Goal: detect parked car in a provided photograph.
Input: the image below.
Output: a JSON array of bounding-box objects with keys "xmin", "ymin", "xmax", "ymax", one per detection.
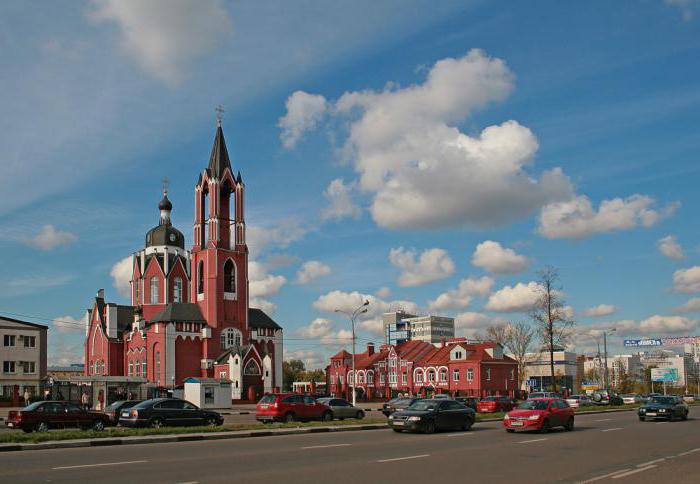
[
  {"xmin": 316, "ymin": 397, "xmax": 365, "ymax": 420},
  {"xmin": 5, "ymin": 401, "xmax": 110, "ymax": 433},
  {"xmin": 388, "ymin": 399, "xmax": 475, "ymax": 433},
  {"xmin": 638, "ymin": 396, "xmax": 689, "ymax": 421},
  {"xmin": 103, "ymin": 400, "xmax": 142, "ymax": 426},
  {"xmin": 527, "ymin": 392, "xmax": 561, "ymax": 400},
  {"xmin": 255, "ymin": 393, "xmax": 332, "ymax": 423},
  {"xmin": 620, "ymin": 393, "xmax": 643, "ymax": 405},
  {"xmin": 503, "ymin": 398, "xmax": 574, "ymax": 433},
  {"xmin": 381, "ymin": 397, "xmax": 422, "ymax": 416},
  {"xmin": 565, "ymin": 395, "xmax": 592, "ymax": 409},
  {"xmin": 455, "ymin": 396, "xmax": 479, "ymax": 410},
  {"xmin": 476, "ymin": 396, "xmax": 516, "ymax": 413},
  {"xmin": 682, "ymin": 394, "xmax": 696, "ymax": 403},
  {"xmin": 118, "ymin": 398, "xmax": 223, "ymax": 428},
  {"xmin": 591, "ymin": 389, "xmax": 623, "ymax": 405},
  {"xmin": 431, "ymin": 394, "xmax": 451, "ymax": 400}
]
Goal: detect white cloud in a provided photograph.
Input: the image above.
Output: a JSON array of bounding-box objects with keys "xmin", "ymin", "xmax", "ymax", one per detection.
[
  {"xmin": 428, "ymin": 276, "xmax": 494, "ymax": 312},
  {"xmin": 110, "ymin": 256, "xmax": 133, "ymax": 298},
  {"xmin": 321, "ymin": 178, "xmax": 362, "ymax": 221},
  {"xmin": 89, "ymin": 0, "xmax": 232, "ymax": 85},
  {"xmin": 538, "ymin": 195, "xmax": 679, "ymax": 239},
  {"xmin": 675, "ymin": 297, "xmax": 700, "ymax": 313},
  {"xmin": 454, "ymin": 312, "xmax": 507, "ymax": 338},
  {"xmin": 0, "ymin": 275, "xmax": 75, "ymax": 299},
  {"xmin": 485, "ymin": 281, "xmax": 542, "ymax": 313},
  {"xmin": 250, "ymin": 297, "xmax": 277, "ymax": 315},
  {"xmin": 639, "ymin": 314, "xmax": 697, "ymax": 334},
  {"xmin": 375, "ymin": 287, "xmax": 391, "ymax": 298},
  {"xmin": 389, "ymin": 247, "xmax": 455, "ymax": 287},
  {"xmin": 297, "ymin": 318, "xmax": 334, "ymax": 338},
  {"xmin": 658, "ymin": 235, "xmax": 685, "ymax": 260},
  {"xmin": 279, "ymin": 91, "xmax": 328, "ymax": 149},
  {"xmin": 359, "ymin": 318, "xmax": 385, "ymax": 337},
  {"xmin": 673, "ymin": 266, "xmax": 700, "ymax": 293},
  {"xmin": 247, "ymin": 223, "xmax": 307, "ymax": 258},
  {"xmin": 48, "ymin": 339, "xmax": 84, "ymax": 366},
  {"xmin": 471, "ymin": 240, "xmax": 529, "ymax": 274},
  {"xmin": 52, "ymin": 315, "xmax": 85, "ymax": 334},
  {"xmin": 249, "ymin": 261, "xmax": 286, "ymax": 297},
  {"xmin": 296, "ymin": 260, "xmax": 332, "ymax": 284},
  {"xmin": 581, "ymin": 304, "xmax": 617, "ymax": 318},
  {"xmin": 313, "ymin": 290, "xmax": 419, "ymax": 322},
  {"xmin": 284, "ymin": 349, "xmax": 327, "ymax": 370},
  {"xmin": 665, "ymin": 0, "xmax": 699, "ymax": 21},
  {"xmin": 29, "ymin": 225, "xmax": 77, "ymax": 251}
]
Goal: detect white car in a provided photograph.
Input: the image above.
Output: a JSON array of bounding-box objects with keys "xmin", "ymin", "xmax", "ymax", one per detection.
[
  {"xmin": 682, "ymin": 395, "xmax": 695, "ymax": 403},
  {"xmin": 565, "ymin": 395, "xmax": 592, "ymax": 409},
  {"xmin": 621, "ymin": 394, "xmax": 643, "ymax": 404}
]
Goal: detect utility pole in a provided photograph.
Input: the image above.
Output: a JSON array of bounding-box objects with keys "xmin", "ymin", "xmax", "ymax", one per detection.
[
  {"xmin": 335, "ymin": 300, "xmax": 369, "ymax": 406},
  {"xmin": 602, "ymin": 329, "xmax": 616, "ymax": 389}
]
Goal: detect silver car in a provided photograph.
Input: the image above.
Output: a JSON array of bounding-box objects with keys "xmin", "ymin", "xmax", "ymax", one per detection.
[{"xmin": 317, "ymin": 398, "xmax": 365, "ymax": 420}]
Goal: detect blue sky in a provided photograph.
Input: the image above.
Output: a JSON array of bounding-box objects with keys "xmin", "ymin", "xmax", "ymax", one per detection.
[{"xmin": 2, "ymin": 0, "xmax": 700, "ymax": 368}]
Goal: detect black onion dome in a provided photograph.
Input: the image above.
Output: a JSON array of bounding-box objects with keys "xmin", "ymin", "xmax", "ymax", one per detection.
[
  {"xmin": 158, "ymin": 195, "xmax": 173, "ymax": 211},
  {"xmin": 145, "ymin": 224, "xmax": 185, "ymax": 249}
]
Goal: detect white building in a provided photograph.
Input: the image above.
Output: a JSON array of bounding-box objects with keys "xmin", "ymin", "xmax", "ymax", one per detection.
[
  {"xmin": 1, "ymin": 316, "xmax": 48, "ymax": 398},
  {"xmin": 383, "ymin": 311, "xmax": 455, "ymax": 345},
  {"xmin": 610, "ymin": 354, "xmax": 643, "ymax": 387},
  {"xmin": 641, "ymin": 350, "xmax": 697, "ymax": 387},
  {"xmin": 523, "ymin": 347, "xmax": 578, "ymax": 391}
]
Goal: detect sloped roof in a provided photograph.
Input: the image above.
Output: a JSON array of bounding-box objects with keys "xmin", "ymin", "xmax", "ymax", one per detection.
[
  {"xmin": 331, "ymin": 349, "xmax": 351, "ymax": 359},
  {"xmin": 207, "ymin": 125, "xmax": 232, "ymax": 179},
  {"xmin": 248, "ymin": 308, "xmax": 281, "ymax": 330},
  {"xmin": 151, "ymin": 303, "xmax": 207, "ymax": 323},
  {"xmin": 0, "ymin": 315, "xmax": 48, "ymax": 330}
]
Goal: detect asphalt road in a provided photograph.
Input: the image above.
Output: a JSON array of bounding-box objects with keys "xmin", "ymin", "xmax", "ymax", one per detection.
[{"xmin": 0, "ymin": 411, "xmax": 698, "ymax": 483}]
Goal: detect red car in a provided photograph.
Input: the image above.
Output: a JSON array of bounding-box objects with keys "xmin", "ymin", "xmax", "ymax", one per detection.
[
  {"xmin": 476, "ymin": 396, "xmax": 516, "ymax": 413},
  {"xmin": 503, "ymin": 398, "xmax": 574, "ymax": 433},
  {"xmin": 256, "ymin": 393, "xmax": 333, "ymax": 423},
  {"xmin": 6, "ymin": 401, "xmax": 110, "ymax": 433}
]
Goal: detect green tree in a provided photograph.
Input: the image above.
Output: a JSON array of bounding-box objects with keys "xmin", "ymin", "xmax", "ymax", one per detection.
[
  {"xmin": 301, "ymin": 369, "xmax": 325, "ymax": 383},
  {"xmin": 282, "ymin": 360, "xmax": 306, "ymax": 391}
]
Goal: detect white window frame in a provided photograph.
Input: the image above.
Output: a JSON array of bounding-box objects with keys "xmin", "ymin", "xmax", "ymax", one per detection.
[
  {"xmin": 467, "ymin": 368, "xmax": 474, "ymax": 382},
  {"xmin": 453, "ymin": 369, "xmax": 459, "ymax": 382},
  {"xmin": 173, "ymin": 277, "xmax": 183, "ymax": 303},
  {"xmin": 3, "ymin": 335, "xmax": 15, "ymax": 347},
  {"xmin": 150, "ymin": 276, "xmax": 159, "ymax": 304},
  {"xmin": 486, "ymin": 368, "xmax": 491, "ymax": 381}
]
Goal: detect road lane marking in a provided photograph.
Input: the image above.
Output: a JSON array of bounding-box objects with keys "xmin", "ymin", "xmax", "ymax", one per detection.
[
  {"xmin": 579, "ymin": 469, "xmax": 632, "ymax": 483},
  {"xmin": 677, "ymin": 448, "xmax": 700, "ymax": 456},
  {"xmin": 656, "ymin": 422, "xmax": 668, "ymax": 425},
  {"xmin": 594, "ymin": 419, "xmax": 612, "ymax": 422},
  {"xmin": 377, "ymin": 454, "xmax": 430, "ymax": 463},
  {"xmin": 517, "ymin": 438, "xmax": 548, "ymax": 444},
  {"xmin": 447, "ymin": 432, "xmax": 474, "ymax": 437},
  {"xmin": 611, "ymin": 465, "xmax": 657, "ymax": 479},
  {"xmin": 301, "ymin": 444, "xmax": 352, "ymax": 450},
  {"xmin": 637, "ymin": 458, "xmax": 664, "ymax": 467},
  {"xmin": 53, "ymin": 460, "xmax": 148, "ymax": 470},
  {"xmin": 601, "ymin": 427, "xmax": 623, "ymax": 432}
]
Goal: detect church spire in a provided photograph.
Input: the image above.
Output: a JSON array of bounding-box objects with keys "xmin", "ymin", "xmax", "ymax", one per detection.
[{"xmin": 207, "ymin": 106, "xmax": 232, "ymax": 179}]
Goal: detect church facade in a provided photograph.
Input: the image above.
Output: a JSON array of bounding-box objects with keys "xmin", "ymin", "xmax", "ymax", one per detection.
[{"xmin": 83, "ymin": 123, "xmax": 283, "ymax": 401}]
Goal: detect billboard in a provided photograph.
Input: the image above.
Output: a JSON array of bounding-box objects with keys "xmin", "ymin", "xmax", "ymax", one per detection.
[
  {"xmin": 624, "ymin": 339, "xmax": 662, "ymax": 347},
  {"xmin": 624, "ymin": 336, "xmax": 700, "ymax": 347},
  {"xmin": 650, "ymin": 368, "xmax": 678, "ymax": 382}
]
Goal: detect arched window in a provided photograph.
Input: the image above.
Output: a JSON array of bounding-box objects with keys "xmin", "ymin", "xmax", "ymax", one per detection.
[
  {"xmin": 128, "ymin": 360, "xmax": 133, "ymax": 376},
  {"xmin": 142, "ymin": 357, "xmax": 147, "ymax": 378},
  {"xmin": 201, "ymin": 185, "xmax": 209, "ymax": 248},
  {"xmin": 220, "ymin": 328, "xmax": 242, "ymax": 349},
  {"xmin": 439, "ymin": 368, "xmax": 448, "ymax": 382},
  {"xmin": 243, "ymin": 359, "xmax": 261, "ymax": 375},
  {"xmin": 173, "ymin": 277, "xmax": 183, "ymax": 303},
  {"xmin": 428, "ymin": 370, "xmax": 435, "ymax": 382},
  {"xmin": 150, "ymin": 277, "xmax": 159, "ymax": 304},
  {"xmin": 134, "ymin": 279, "xmax": 140, "ymax": 304},
  {"xmin": 223, "ymin": 259, "xmax": 236, "ymax": 293},
  {"xmin": 197, "ymin": 261, "xmax": 204, "ymax": 294},
  {"xmin": 155, "ymin": 351, "xmax": 161, "ymax": 384}
]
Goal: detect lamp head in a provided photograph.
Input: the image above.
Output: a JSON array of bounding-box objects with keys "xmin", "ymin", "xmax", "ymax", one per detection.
[{"xmin": 363, "ymin": 300, "xmax": 370, "ymax": 306}]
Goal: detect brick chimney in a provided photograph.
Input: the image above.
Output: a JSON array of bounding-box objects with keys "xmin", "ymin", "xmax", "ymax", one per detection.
[{"xmin": 367, "ymin": 342, "xmax": 375, "ymax": 356}]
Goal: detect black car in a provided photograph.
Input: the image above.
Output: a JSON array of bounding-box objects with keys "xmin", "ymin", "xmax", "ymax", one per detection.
[
  {"xmin": 104, "ymin": 400, "xmax": 142, "ymax": 426},
  {"xmin": 388, "ymin": 399, "xmax": 475, "ymax": 433},
  {"xmin": 382, "ymin": 397, "xmax": 422, "ymax": 416},
  {"xmin": 638, "ymin": 396, "xmax": 689, "ymax": 421},
  {"xmin": 118, "ymin": 398, "xmax": 224, "ymax": 428},
  {"xmin": 455, "ymin": 396, "xmax": 479, "ymax": 410}
]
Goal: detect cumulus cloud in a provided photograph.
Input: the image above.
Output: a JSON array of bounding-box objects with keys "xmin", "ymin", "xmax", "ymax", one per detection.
[
  {"xmin": 538, "ymin": 195, "xmax": 679, "ymax": 239},
  {"xmin": 428, "ymin": 276, "xmax": 494, "ymax": 312},
  {"xmin": 296, "ymin": 260, "xmax": 332, "ymax": 284},
  {"xmin": 454, "ymin": 312, "xmax": 507, "ymax": 338},
  {"xmin": 485, "ymin": 282, "xmax": 542, "ymax": 312},
  {"xmin": 321, "ymin": 178, "xmax": 362, "ymax": 221},
  {"xmin": 89, "ymin": 0, "xmax": 232, "ymax": 85},
  {"xmin": 110, "ymin": 256, "xmax": 133, "ymax": 298},
  {"xmin": 296, "ymin": 317, "xmax": 353, "ymax": 345},
  {"xmin": 313, "ymin": 290, "xmax": 419, "ymax": 322},
  {"xmin": 658, "ymin": 235, "xmax": 685, "ymax": 260},
  {"xmin": 29, "ymin": 225, "xmax": 77, "ymax": 250},
  {"xmin": 249, "ymin": 261, "xmax": 286, "ymax": 297},
  {"xmin": 284, "ymin": 349, "xmax": 327, "ymax": 370},
  {"xmin": 673, "ymin": 266, "xmax": 700, "ymax": 293},
  {"xmin": 359, "ymin": 318, "xmax": 385, "ymax": 337},
  {"xmin": 48, "ymin": 339, "xmax": 84, "ymax": 366},
  {"xmin": 471, "ymin": 240, "xmax": 529, "ymax": 274},
  {"xmin": 675, "ymin": 297, "xmax": 700, "ymax": 314},
  {"xmin": 278, "ymin": 91, "xmax": 328, "ymax": 149},
  {"xmin": 581, "ymin": 304, "xmax": 617, "ymax": 318},
  {"xmin": 639, "ymin": 314, "xmax": 697, "ymax": 334},
  {"xmin": 247, "ymin": 223, "xmax": 307, "ymax": 258},
  {"xmin": 250, "ymin": 297, "xmax": 277, "ymax": 315},
  {"xmin": 389, "ymin": 247, "xmax": 455, "ymax": 287},
  {"xmin": 52, "ymin": 315, "xmax": 85, "ymax": 334}
]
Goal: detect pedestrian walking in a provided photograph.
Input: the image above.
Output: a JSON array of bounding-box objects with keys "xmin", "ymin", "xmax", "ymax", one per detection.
[
  {"xmin": 23, "ymin": 389, "xmax": 30, "ymax": 407},
  {"xmin": 81, "ymin": 391, "xmax": 90, "ymax": 410}
]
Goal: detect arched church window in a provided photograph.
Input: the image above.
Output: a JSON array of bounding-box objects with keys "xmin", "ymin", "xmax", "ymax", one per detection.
[
  {"xmin": 150, "ymin": 277, "xmax": 159, "ymax": 304},
  {"xmin": 173, "ymin": 277, "xmax": 183, "ymax": 303},
  {"xmin": 220, "ymin": 328, "xmax": 241, "ymax": 349},
  {"xmin": 134, "ymin": 279, "xmax": 140, "ymax": 304},
  {"xmin": 223, "ymin": 259, "xmax": 236, "ymax": 293},
  {"xmin": 197, "ymin": 262, "xmax": 204, "ymax": 294},
  {"xmin": 243, "ymin": 359, "xmax": 261, "ymax": 375}
]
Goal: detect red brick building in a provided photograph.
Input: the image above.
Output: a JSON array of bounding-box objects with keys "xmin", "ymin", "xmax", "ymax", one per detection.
[
  {"xmin": 326, "ymin": 338, "xmax": 518, "ymax": 400},
  {"xmin": 84, "ymin": 123, "xmax": 283, "ymax": 401}
]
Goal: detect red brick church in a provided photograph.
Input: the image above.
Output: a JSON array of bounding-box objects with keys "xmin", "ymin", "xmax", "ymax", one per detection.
[{"xmin": 84, "ymin": 122, "xmax": 283, "ymax": 401}]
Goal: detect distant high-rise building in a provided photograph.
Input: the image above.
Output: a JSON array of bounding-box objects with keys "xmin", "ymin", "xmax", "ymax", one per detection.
[{"xmin": 383, "ymin": 311, "xmax": 455, "ymax": 345}]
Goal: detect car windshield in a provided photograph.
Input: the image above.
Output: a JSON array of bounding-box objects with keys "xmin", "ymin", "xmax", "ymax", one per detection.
[
  {"xmin": 258, "ymin": 395, "xmax": 277, "ymax": 404},
  {"xmin": 133, "ymin": 399, "xmax": 161, "ymax": 409},
  {"xmin": 408, "ymin": 401, "xmax": 438, "ymax": 411},
  {"xmin": 650, "ymin": 397, "xmax": 675, "ymax": 405},
  {"xmin": 105, "ymin": 401, "xmax": 126, "ymax": 411},
  {"xmin": 519, "ymin": 400, "xmax": 549, "ymax": 410},
  {"xmin": 23, "ymin": 401, "xmax": 45, "ymax": 411}
]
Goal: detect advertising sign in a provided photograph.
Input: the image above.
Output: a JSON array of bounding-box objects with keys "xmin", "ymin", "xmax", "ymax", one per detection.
[
  {"xmin": 650, "ymin": 368, "xmax": 678, "ymax": 382},
  {"xmin": 623, "ymin": 336, "xmax": 700, "ymax": 347},
  {"xmin": 624, "ymin": 339, "xmax": 662, "ymax": 347}
]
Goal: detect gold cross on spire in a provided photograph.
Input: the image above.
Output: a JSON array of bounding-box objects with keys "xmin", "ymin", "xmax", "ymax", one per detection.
[
  {"xmin": 215, "ymin": 104, "xmax": 225, "ymax": 127},
  {"xmin": 162, "ymin": 176, "xmax": 169, "ymax": 196}
]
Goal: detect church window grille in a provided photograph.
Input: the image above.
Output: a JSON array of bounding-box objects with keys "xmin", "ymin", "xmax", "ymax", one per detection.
[
  {"xmin": 150, "ymin": 277, "xmax": 159, "ymax": 304},
  {"xmin": 173, "ymin": 277, "xmax": 183, "ymax": 303},
  {"xmin": 220, "ymin": 328, "xmax": 242, "ymax": 349},
  {"xmin": 243, "ymin": 360, "xmax": 260, "ymax": 375}
]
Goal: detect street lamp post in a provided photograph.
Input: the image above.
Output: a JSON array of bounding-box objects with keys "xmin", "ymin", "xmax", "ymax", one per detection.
[
  {"xmin": 335, "ymin": 300, "xmax": 369, "ymax": 407},
  {"xmin": 602, "ymin": 328, "xmax": 616, "ymax": 389}
]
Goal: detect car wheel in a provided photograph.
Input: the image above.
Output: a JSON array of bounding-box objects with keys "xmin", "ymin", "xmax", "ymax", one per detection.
[
  {"xmin": 149, "ymin": 418, "xmax": 164, "ymax": 429},
  {"xmin": 462, "ymin": 417, "xmax": 473, "ymax": 431},
  {"xmin": 506, "ymin": 428, "xmax": 515, "ymax": 433},
  {"xmin": 321, "ymin": 411, "xmax": 333, "ymax": 422},
  {"xmin": 36, "ymin": 421, "xmax": 49, "ymax": 433},
  {"xmin": 423, "ymin": 420, "xmax": 436, "ymax": 434},
  {"xmin": 92, "ymin": 420, "xmax": 105, "ymax": 432},
  {"xmin": 206, "ymin": 417, "xmax": 218, "ymax": 427},
  {"xmin": 538, "ymin": 419, "xmax": 550, "ymax": 434},
  {"xmin": 284, "ymin": 412, "xmax": 296, "ymax": 423},
  {"xmin": 565, "ymin": 417, "xmax": 574, "ymax": 432},
  {"xmin": 355, "ymin": 411, "xmax": 365, "ymax": 420},
  {"xmin": 21, "ymin": 427, "xmax": 33, "ymax": 433}
]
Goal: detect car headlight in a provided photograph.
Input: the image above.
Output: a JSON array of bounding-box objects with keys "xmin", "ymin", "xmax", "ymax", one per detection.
[
  {"xmin": 388, "ymin": 415, "xmax": 394, "ymax": 420},
  {"xmin": 658, "ymin": 409, "xmax": 666, "ymax": 412},
  {"xmin": 528, "ymin": 415, "xmax": 541, "ymax": 420},
  {"xmin": 407, "ymin": 416, "xmax": 422, "ymax": 422}
]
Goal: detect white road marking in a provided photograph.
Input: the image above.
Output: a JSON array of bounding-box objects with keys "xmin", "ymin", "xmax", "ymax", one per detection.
[
  {"xmin": 377, "ymin": 454, "xmax": 430, "ymax": 463},
  {"xmin": 656, "ymin": 421, "xmax": 668, "ymax": 425},
  {"xmin": 301, "ymin": 444, "xmax": 352, "ymax": 450},
  {"xmin": 578, "ymin": 469, "xmax": 631, "ymax": 483},
  {"xmin": 53, "ymin": 460, "xmax": 148, "ymax": 470},
  {"xmin": 611, "ymin": 465, "xmax": 657, "ymax": 479},
  {"xmin": 677, "ymin": 448, "xmax": 700, "ymax": 457},
  {"xmin": 601, "ymin": 427, "xmax": 623, "ymax": 432},
  {"xmin": 517, "ymin": 438, "xmax": 548, "ymax": 444},
  {"xmin": 594, "ymin": 418, "xmax": 612, "ymax": 422},
  {"xmin": 637, "ymin": 458, "xmax": 664, "ymax": 467},
  {"xmin": 447, "ymin": 432, "xmax": 474, "ymax": 437}
]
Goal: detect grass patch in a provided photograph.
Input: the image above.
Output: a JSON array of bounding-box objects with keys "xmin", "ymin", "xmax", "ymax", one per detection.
[{"xmin": 0, "ymin": 418, "xmax": 388, "ymax": 444}]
